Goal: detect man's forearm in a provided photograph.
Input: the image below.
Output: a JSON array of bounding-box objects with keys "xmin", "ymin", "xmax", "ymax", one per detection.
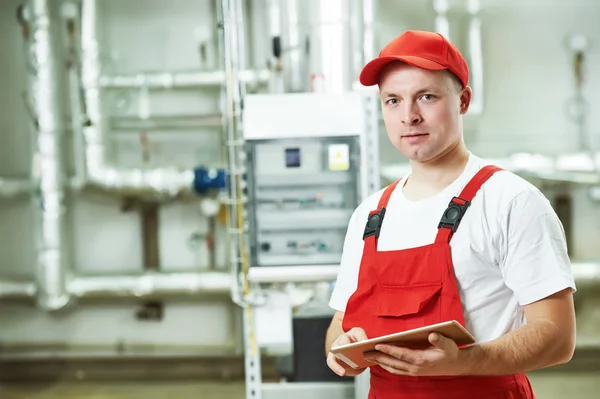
[
  {"xmin": 325, "ymin": 314, "xmax": 345, "ymax": 355},
  {"xmin": 459, "ymin": 318, "xmax": 575, "ymax": 376}
]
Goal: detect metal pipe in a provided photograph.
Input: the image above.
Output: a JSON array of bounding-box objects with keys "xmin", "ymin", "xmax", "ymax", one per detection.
[
  {"xmin": 79, "ymin": 0, "xmax": 195, "ymax": 197},
  {"xmin": 247, "ymin": 265, "xmax": 341, "ymax": 284},
  {"xmin": 466, "ymin": 0, "xmax": 484, "ymax": 115},
  {"xmin": 433, "ymin": 0, "xmax": 451, "ymax": 39},
  {"xmin": 99, "ymin": 69, "xmax": 270, "ymax": 90},
  {"xmin": 0, "ymin": 178, "xmax": 32, "ymax": 198},
  {"xmin": 69, "ymin": 272, "xmax": 230, "ymax": 298},
  {"xmin": 30, "ymin": 0, "xmax": 71, "ymax": 311},
  {"xmin": 362, "ymin": 0, "xmax": 375, "ymax": 62},
  {"xmin": 308, "ymin": 0, "xmax": 352, "ymax": 93},
  {"xmin": 280, "ymin": 0, "xmax": 305, "ymax": 92},
  {"xmin": 0, "ymin": 280, "xmax": 37, "ymax": 299},
  {"xmin": 219, "ymin": 0, "xmax": 253, "ymax": 307}
]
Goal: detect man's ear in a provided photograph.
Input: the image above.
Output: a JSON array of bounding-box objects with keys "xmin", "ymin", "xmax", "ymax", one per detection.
[{"xmin": 459, "ymin": 86, "xmax": 473, "ymax": 115}]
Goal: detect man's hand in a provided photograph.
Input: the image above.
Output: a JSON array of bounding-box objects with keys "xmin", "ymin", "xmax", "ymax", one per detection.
[
  {"xmin": 327, "ymin": 327, "xmax": 369, "ymax": 377},
  {"xmin": 363, "ymin": 332, "xmax": 466, "ymax": 376}
]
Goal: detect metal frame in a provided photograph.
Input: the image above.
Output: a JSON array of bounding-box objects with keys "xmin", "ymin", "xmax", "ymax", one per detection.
[{"xmin": 239, "ymin": 89, "xmax": 381, "ymax": 399}]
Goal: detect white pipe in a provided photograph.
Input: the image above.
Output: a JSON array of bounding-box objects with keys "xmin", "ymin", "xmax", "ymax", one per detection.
[
  {"xmin": 79, "ymin": 0, "xmax": 203, "ymax": 196},
  {"xmin": 467, "ymin": 0, "xmax": 484, "ymax": 115},
  {"xmin": 433, "ymin": 0, "xmax": 451, "ymax": 39},
  {"xmin": 247, "ymin": 265, "xmax": 341, "ymax": 284},
  {"xmin": 0, "ymin": 281, "xmax": 37, "ymax": 298},
  {"xmin": 280, "ymin": 0, "xmax": 304, "ymax": 92},
  {"xmin": 0, "ymin": 178, "xmax": 32, "ymax": 198},
  {"xmin": 30, "ymin": 0, "xmax": 71, "ymax": 311},
  {"xmin": 362, "ymin": 0, "xmax": 375, "ymax": 62},
  {"xmin": 99, "ymin": 69, "xmax": 270, "ymax": 90},
  {"xmin": 69, "ymin": 272, "xmax": 230, "ymax": 297}
]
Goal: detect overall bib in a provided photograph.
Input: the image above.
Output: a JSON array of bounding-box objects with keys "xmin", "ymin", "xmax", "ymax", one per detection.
[{"xmin": 342, "ymin": 165, "xmax": 536, "ymax": 399}]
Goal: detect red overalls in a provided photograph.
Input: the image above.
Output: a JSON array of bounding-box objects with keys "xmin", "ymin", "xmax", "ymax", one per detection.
[{"xmin": 342, "ymin": 166, "xmax": 536, "ymax": 399}]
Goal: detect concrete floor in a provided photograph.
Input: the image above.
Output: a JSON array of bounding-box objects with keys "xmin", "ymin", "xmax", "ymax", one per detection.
[{"xmin": 1, "ymin": 373, "xmax": 599, "ymax": 399}]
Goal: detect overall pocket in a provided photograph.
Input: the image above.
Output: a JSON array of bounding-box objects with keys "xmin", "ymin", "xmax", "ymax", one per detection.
[{"xmin": 374, "ymin": 283, "xmax": 442, "ymax": 332}]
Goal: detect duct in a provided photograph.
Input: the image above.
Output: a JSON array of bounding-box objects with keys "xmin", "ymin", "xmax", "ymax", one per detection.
[
  {"xmin": 0, "ymin": 178, "xmax": 32, "ymax": 198},
  {"xmin": 99, "ymin": 69, "xmax": 270, "ymax": 90},
  {"xmin": 30, "ymin": 0, "xmax": 71, "ymax": 311},
  {"xmin": 80, "ymin": 0, "xmax": 226, "ymax": 197},
  {"xmin": 0, "ymin": 280, "xmax": 37, "ymax": 299},
  {"xmin": 69, "ymin": 272, "xmax": 230, "ymax": 298},
  {"xmin": 279, "ymin": 0, "xmax": 305, "ymax": 92}
]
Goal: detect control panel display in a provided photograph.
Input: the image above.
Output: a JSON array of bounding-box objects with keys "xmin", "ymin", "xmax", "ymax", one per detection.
[{"xmin": 285, "ymin": 148, "xmax": 301, "ymax": 168}]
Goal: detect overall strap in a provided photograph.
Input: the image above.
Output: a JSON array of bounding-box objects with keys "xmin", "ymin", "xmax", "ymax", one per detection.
[
  {"xmin": 435, "ymin": 165, "xmax": 503, "ymax": 244},
  {"xmin": 362, "ymin": 179, "xmax": 402, "ymax": 252}
]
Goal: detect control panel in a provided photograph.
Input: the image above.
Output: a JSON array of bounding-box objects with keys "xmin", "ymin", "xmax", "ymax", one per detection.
[{"xmin": 246, "ymin": 137, "xmax": 361, "ymax": 267}]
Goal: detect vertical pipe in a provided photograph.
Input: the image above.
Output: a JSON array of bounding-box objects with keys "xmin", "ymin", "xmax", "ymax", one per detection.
[
  {"xmin": 80, "ymin": 0, "xmax": 107, "ymax": 185},
  {"xmin": 280, "ymin": 0, "xmax": 305, "ymax": 92},
  {"xmin": 308, "ymin": 0, "xmax": 351, "ymax": 93},
  {"xmin": 219, "ymin": 0, "xmax": 247, "ymax": 306},
  {"xmin": 466, "ymin": 0, "xmax": 484, "ymax": 115},
  {"xmin": 433, "ymin": 0, "xmax": 451, "ymax": 39},
  {"xmin": 30, "ymin": 0, "xmax": 71, "ymax": 310},
  {"xmin": 362, "ymin": 0, "xmax": 375, "ymax": 62}
]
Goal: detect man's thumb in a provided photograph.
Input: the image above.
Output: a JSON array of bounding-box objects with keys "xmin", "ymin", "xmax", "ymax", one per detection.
[{"xmin": 429, "ymin": 332, "xmax": 447, "ymax": 349}]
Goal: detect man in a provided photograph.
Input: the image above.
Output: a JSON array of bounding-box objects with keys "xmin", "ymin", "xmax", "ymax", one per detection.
[{"xmin": 325, "ymin": 30, "xmax": 576, "ymax": 398}]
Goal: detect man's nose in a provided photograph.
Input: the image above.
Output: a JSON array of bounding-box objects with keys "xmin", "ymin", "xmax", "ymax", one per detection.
[{"xmin": 401, "ymin": 103, "xmax": 422, "ymax": 125}]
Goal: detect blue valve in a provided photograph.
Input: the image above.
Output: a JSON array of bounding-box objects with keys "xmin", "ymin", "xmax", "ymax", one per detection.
[{"xmin": 193, "ymin": 167, "xmax": 227, "ymax": 194}]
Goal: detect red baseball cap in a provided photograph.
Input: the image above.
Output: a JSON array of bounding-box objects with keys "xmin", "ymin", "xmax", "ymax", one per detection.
[{"xmin": 359, "ymin": 30, "xmax": 469, "ymax": 87}]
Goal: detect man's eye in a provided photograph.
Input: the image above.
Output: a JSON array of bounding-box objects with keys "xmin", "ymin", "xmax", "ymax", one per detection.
[
  {"xmin": 386, "ymin": 98, "xmax": 398, "ymax": 105},
  {"xmin": 421, "ymin": 94, "xmax": 435, "ymax": 101}
]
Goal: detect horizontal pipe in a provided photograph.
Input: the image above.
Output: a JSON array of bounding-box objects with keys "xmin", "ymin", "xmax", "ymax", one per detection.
[
  {"xmin": 247, "ymin": 265, "xmax": 341, "ymax": 283},
  {"xmin": 99, "ymin": 69, "xmax": 271, "ymax": 89},
  {"xmin": 110, "ymin": 114, "xmax": 223, "ymax": 131},
  {"xmin": 69, "ymin": 271, "xmax": 231, "ymax": 298},
  {"xmin": 0, "ymin": 280, "xmax": 37, "ymax": 298},
  {"xmin": 0, "ymin": 178, "xmax": 32, "ymax": 198},
  {"xmin": 1, "ymin": 260, "xmax": 598, "ymax": 300}
]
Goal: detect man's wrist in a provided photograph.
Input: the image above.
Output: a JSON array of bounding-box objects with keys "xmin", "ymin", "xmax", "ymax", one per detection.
[{"xmin": 457, "ymin": 345, "xmax": 483, "ymax": 376}]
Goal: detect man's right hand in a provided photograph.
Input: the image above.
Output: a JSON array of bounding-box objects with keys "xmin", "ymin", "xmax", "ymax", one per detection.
[{"xmin": 326, "ymin": 327, "xmax": 369, "ymax": 377}]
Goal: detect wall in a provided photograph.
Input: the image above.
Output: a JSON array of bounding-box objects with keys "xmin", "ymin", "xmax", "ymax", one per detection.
[{"xmin": 1, "ymin": 0, "xmax": 600, "ymax": 358}]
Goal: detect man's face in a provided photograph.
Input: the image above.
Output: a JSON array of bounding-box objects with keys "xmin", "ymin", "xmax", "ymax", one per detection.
[{"xmin": 378, "ymin": 62, "xmax": 471, "ymax": 163}]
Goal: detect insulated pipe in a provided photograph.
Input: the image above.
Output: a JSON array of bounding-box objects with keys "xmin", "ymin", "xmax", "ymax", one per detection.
[
  {"xmin": 99, "ymin": 69, "xmax": 270, "ymax": 90},
  {"xmin": 0, "ymin": 281, "xmax": 37, "ymax": 299},
  {"xmin": 0, "ymin": 178, "xmax": 32, "ymax": 198},
  {"xmin": 69, "ymin": 272, "xmax": 230, "ymax": 298},
  {"xmin": 466, "ymin": 0, "xmax": 484, "ymax": 115},
  {"xmin": 80, "ymin": 0, "xmax": 215, "ymax": 197},
  {"xmin": 30, "ymin": 0, "xmax": 71, "ymax": 311},
  {"xmin": 433, "ymin": 0, "xmax": 450, "ymax": 39},
  {"xmin": 279, "ymin": 0, "xmax": 305, "ymax": 92}
]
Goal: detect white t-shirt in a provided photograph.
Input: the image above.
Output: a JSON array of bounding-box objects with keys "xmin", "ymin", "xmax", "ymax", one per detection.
[{"xmin": 329, "ymin": 153, "xmax": 576, "ymax": 344}]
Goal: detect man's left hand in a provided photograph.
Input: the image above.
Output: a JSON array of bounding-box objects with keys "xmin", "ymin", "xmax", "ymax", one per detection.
[{"xmin": 363, "ymin": 333, "xmax": 468, "ymax": 376}]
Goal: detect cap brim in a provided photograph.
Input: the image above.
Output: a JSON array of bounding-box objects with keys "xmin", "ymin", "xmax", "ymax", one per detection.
[{"xmin": 359, "ymin": 56, "xmax": 447, "ymax": 86}]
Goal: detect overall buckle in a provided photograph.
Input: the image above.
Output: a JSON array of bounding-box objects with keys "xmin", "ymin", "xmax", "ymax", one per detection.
[
  {"xmin": 438, "ymin": 197, "xmax": 471, "ymax": 232},
  {"xmin": 363, "ymin": 208, "xmax": 386, "ymax": 239}
]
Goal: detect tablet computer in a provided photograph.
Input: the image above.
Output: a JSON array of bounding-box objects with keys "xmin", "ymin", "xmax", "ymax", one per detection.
[{"xmin": 330, "ymin": 320, "xmax": 476, "ymax": 369}]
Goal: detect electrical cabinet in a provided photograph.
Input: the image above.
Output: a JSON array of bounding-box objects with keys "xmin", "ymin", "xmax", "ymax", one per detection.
[
  {"xmin": 243, "ymin": 91, "xmax": 380, "ymax": 270},
  {"xmin": 246, "ymin": 137, "xmax": 361, "ymax": 267}
]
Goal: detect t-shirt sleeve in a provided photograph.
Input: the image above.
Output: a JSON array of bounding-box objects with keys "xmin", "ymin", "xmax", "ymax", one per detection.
[
  {"xmin": 328, "ymin": 205, "xmax": 367, "ymax": 312},
  {"xmin": 496, "ymin": 188, "xmax": 576, "ymax": 306}
]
